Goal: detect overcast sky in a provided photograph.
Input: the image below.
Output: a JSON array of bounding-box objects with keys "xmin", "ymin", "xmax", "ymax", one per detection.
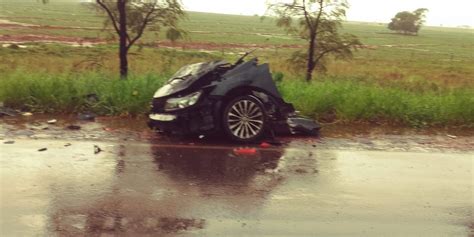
[{"xmin": 182, "ymin": 0, "xmax": 474, "ymax": 27}]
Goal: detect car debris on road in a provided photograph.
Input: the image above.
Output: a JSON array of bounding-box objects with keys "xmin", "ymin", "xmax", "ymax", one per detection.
[
  {"xmin": 0, "ymin": 104, "xmax": 18, "ymax": 117},
  {"xmin": 94, "ymin": 145, "xmax": 103, "ymax": 154},
  {"xmin": 66, "ymin": 125, "xmax": 81, "ymax": 130},
  {"xmin": 233, "ymin": 147, "xmax": 258, "ymax": 156},
  {"xmin": 47, "ymin": 119, "xmax": 57, "ymax": 124},
  {"xmin": 77, "ymin": 112, "xmax": 96, "ymax": 121}
]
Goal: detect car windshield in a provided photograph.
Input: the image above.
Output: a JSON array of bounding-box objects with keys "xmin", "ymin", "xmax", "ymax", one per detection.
[{"xmin": 170, "ymin": 62, "xmax": 208, "ymax": 81}]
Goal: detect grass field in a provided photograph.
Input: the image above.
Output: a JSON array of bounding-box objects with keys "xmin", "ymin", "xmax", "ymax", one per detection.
[{"xmin": 0, "ymin": 1, "xmax": 473, "ymax": 127}]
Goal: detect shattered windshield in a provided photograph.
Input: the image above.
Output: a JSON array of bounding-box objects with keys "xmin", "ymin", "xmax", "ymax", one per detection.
[
  {"xmin": 154, "ymin": 61, "xmax": 229, "ymax": 98},
  {"xmin": 169, "ymin": 62, "xmax": 208, "ymax": 81}
]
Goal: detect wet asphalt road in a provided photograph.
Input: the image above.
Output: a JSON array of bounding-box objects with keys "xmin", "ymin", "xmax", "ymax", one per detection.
[{"xmin": 1, "ymin": 137, "xmax": 473, "ymax": 237}]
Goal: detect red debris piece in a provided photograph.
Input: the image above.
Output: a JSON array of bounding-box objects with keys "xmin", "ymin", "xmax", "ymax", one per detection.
[
  {"xmin": 260, "ymin": 142, "xmax": 271, "ymax": 148},
  {"xmin": 233, "ymin": 148, "xmax": 257, "ymax": 156}
]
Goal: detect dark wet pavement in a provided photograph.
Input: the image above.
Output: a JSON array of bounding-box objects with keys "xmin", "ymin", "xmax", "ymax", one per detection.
[
  {"xmin": 1, "ymin": 116, "xmax": 473, "ymax": 236},
  {"xmin": 1, "ymin": 115, "xmax": 473, "ymax": 153}
]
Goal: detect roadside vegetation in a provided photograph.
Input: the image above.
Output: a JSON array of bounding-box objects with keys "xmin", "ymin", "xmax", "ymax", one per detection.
[
  {"xmin": 1, "ymin": 69, "xmax": 472, "ymax": 127},
  {"xmin": 278, "ymin": 79, "xmax": 473, "ymax": 127},
  {"xmin": 0, "ymin": 71, "xmax": 166, "ymax": 116},
  {"xmin": 0, "ymin": 1, "xmax": 473, "ymax": 127}
]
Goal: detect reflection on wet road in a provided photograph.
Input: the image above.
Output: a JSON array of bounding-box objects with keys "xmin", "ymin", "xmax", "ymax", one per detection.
[{"xmin": 1, "ymin": 138, "xmax": 472, "ymax": 236}]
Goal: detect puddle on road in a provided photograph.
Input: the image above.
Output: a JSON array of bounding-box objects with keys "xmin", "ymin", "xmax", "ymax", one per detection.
[
  {"xmin": 1, "ymin": 141, "xmax": 291, "ymax": 236},
  {"xmin": 1, "ymin": 125, "xmax": 305, "ymax": 236},
  {"xmin": 151, "ymin": 143, "xmax": 284, "ymax": 184}
]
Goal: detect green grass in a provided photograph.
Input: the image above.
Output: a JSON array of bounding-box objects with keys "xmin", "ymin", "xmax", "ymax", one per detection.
[
  {"xmin": 1, "ymin": 72, "xmax": 472, "ymax": 127},
  {"xmin": 0, "ymin": 71, "xmax": 167, "ymax": 116},
  {"xmin": 278, "ymin": 78, "xmax": 474, "ymax": 127}
]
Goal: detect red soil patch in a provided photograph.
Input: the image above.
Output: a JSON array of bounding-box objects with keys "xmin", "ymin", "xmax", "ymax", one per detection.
[
  {"xmin": 0, "ymin": 34, "xmax": 105, "ymax": 45},
  {"xmin": 0, "ymin": 19, "xmax": 303, "ymax": 50},
  {"xmin": 0, "ymin": 19, "xmax": 100, "ymax": 31},
  {"xmin": 0, "ymin": 23, "xmax": 100, "ymax": 31}
]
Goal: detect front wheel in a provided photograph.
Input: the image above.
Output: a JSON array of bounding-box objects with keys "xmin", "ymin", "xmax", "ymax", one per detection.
[{"xmin": 222, "ymin": 95, "xmax": 266, "ymax": 142}]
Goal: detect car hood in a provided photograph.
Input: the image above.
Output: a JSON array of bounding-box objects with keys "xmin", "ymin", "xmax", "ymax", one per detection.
[{"xmin": 153, "ymin": 60, "xmax": 229, "ymax": 98}]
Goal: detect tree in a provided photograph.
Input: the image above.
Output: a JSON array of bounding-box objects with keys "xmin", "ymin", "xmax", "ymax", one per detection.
[
  {"xmin": 96, "ymin": 0, "xmax": 185, "ymax": 78},
  {"xmin": 268, "ymin": 0, "xmax": 361, "ymax": 81},
  {"xmin": 388, "ymin": 8, "xmax": 428, "ymax": 35}
]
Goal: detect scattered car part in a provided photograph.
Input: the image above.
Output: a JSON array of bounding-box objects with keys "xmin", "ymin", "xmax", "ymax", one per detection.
[
  {"xmin": 233, "ymin": 148, "xmax": 258, "ymax": 156},
  {"xmin": 77, "ymin": 112, "xmax": 96, "ymax": 121},
  {"xmin": 148, "ymin": 53, "xmax": 321, "ymax": 142},
  {"xmin": 94, "ymin": 145, "xmax": 102, "ymax": 154},
  {"xmin": 47, "ymin": 119, "xmax": 57, "ymax": 124},
  {"xmin": 66, "ymin": 125, "xmax": 81, "ymax": 130},
  {"xmin": 286, "ymin": 117, "xmax": 321, "ymax": 136},
  {"xmin": 0, "ymin": 107, "xmax": 18, "ymax": 117}
]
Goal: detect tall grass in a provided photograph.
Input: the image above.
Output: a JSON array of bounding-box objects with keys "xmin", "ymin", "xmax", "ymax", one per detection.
[
  {"xmin": 0, "ymin": 71, "xmax": 167, "ymax": 116},
  {"xmin": 278, "ymin": 78, "xmax": 474, "ymax": 127},
  {"xmin": 1, "ymin": 72, "xmax": 472, "ymax": 127}
]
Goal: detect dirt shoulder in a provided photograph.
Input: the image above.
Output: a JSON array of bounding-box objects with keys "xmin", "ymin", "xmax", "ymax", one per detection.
[{"xmin": 0, "ymin": 34, "xmax": 104, "ymax": 46}]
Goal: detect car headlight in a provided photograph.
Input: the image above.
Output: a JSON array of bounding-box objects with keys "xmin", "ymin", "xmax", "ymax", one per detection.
[{"xmin": 164, "ymin": 91, "xmax": 202, "ymax": 111}]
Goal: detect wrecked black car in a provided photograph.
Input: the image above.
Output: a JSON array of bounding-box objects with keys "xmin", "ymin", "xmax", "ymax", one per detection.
[{"xmin": 148, "ymin": 53, "xmax": 320, "ymax": 142}]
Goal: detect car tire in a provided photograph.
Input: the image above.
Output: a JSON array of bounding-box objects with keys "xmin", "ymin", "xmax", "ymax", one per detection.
[{"xmin": 222, "ymin": 95, "xmax": 267, "ymax": 142}]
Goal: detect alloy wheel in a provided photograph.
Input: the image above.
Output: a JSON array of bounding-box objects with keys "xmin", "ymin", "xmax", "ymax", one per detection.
[{"xmin": 227, "ymin": 99, "xmax": 264, "ymax": 139}]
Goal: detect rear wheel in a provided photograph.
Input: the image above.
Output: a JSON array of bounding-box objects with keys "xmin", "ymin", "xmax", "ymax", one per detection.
[{"xmin": 222, "ymin": 95, "xmax": 266, "ymax": 142}]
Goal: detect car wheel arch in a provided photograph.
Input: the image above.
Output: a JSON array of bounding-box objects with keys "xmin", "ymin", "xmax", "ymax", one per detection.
[{"xmin": 221, "ymin": 86, "xmax": 270, "ymax": 107}]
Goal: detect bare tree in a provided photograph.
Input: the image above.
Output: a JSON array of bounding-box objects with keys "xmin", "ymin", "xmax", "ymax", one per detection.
[
  {"xmin": 269, "ymin": 0, "xmax": 361, "ymax": 81},
  {"xmin": 96, "ymin": 0, "xmax": 185, "ymax": 78}
]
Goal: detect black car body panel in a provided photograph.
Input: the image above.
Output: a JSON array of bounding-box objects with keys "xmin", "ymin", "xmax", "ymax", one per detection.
[
  {"xmin": 210, "ymin": 59, "xmax": 282, "ymax": 99},
  {"xmin": 148, "ymin": 57, "xmax": 321, "ymax": 139}
]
